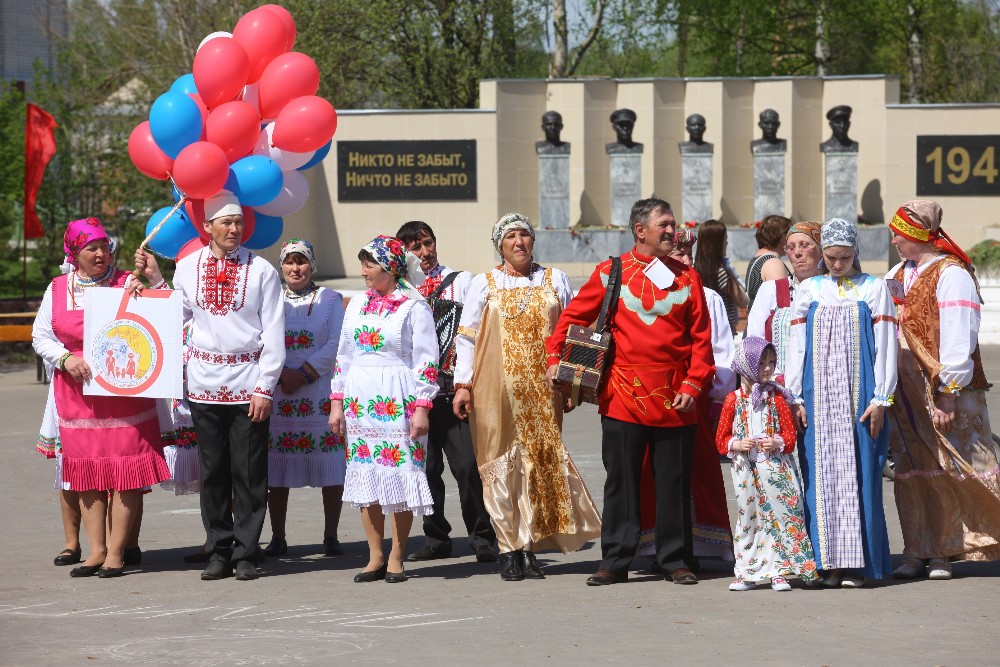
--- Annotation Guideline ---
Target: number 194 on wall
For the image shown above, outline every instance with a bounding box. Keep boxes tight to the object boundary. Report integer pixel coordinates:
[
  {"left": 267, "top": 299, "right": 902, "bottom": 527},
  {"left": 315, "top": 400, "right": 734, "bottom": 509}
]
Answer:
[{"left": 917, "top": 136, "right": 1000, "bottom": 196}]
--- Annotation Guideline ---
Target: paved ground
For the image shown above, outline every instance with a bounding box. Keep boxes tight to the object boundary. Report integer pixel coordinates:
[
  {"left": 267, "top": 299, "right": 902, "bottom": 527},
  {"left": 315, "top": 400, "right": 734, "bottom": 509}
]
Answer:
[{"left": 2, "top": 348, "right": 1000, "bottom": 666}]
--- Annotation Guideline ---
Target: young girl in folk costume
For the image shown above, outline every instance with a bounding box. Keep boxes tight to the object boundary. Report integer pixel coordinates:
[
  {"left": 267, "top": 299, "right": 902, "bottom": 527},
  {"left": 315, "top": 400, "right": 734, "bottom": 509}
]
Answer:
[{"left": 717, "top": 336, "right": 817, "bottom": 591}]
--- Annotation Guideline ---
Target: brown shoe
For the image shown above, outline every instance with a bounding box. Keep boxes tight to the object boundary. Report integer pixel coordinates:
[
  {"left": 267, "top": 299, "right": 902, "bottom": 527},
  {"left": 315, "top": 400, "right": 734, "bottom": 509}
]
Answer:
[
  {"left": 586, "top": 569, "right": 625, "bottom": 586},
  {"left": 667, "top": 567, "right": 698, "bottom": 585}
]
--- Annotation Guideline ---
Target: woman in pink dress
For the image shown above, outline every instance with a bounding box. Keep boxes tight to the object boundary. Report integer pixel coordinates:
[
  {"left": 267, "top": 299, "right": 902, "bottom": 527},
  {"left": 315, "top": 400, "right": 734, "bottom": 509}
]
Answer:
[{"left": 32, "top": 218, "right": 170, "bottom": 578}]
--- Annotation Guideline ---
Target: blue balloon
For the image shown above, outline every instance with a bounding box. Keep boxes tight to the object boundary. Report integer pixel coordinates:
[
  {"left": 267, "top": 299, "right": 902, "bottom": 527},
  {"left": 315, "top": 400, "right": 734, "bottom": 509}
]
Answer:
[
  {"left": 149, "top": 91, "right": 203, "bottom": 159},
  {"left": 171, "top": 182, "right": 183, "bottom": 202},
  {"left": 169, "top": 73, "right": 198, "bottom": 96},
  {"left": 225, "top": 155, "right": 283, "bottom": 207},
  {"left": 243, "top": 213, "right": 283, "bottom": 250},
  {"left": 297, "top": 140, "right": 332, "bottom": 171},
  {"left": 146, "top": 206, "right": 197, "bottom": 259}
]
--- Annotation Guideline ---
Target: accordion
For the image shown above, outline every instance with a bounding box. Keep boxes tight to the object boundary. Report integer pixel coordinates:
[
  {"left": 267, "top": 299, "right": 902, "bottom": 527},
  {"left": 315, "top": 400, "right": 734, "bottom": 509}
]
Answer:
[{"left": 555, "top": 256, "right": 622, "bottom": 405}]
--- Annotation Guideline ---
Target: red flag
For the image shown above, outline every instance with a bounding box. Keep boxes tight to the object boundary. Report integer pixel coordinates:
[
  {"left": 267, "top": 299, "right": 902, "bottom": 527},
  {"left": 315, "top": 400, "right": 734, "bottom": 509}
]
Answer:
[{"left": 24, "top": 103, "right": 58, "bottom": 239}]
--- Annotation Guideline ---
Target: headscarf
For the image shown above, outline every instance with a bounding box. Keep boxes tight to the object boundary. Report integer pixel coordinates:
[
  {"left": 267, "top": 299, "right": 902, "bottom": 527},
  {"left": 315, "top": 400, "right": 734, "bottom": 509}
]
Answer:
[
  {"left": 820, "top": 217, "right": 861, "bottom": 271},
  {"left": 204, "top": 190, "right": 242, "bottom": 221},
  {"left": 674, "top": 228, "right": 698, "bottom": 246},
  {"left": 786, "top": 220, "right": 822, "bottom": 247},
  {"left": 279, "top": 238, "right": 316, "bottom": 271},
  {"left": 890, "top": 199, "right": 973, "bottom": 265},
  {"left": 491, "top": 213, "right": 535, "bottom": 254},
  {"left": 732, "top": 335, "right": 793, "bottom": 412},
  {"left": 362, "top": 235, "right": 425, "bottom": 301},
  {"left": 63, "top": 217, "right": 110, "bottom": 268}
]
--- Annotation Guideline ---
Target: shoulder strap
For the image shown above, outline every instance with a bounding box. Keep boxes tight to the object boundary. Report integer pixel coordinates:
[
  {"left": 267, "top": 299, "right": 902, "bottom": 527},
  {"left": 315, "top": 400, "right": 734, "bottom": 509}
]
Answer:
[
  {"left": 430, "top": 271, "right": 460, "bottom": 299},
  {"left": 775, "top": 277, "right": 791, "bottom": 308},
  {"left": 596, "top": 256, "right": 622, "bottom": 334}
]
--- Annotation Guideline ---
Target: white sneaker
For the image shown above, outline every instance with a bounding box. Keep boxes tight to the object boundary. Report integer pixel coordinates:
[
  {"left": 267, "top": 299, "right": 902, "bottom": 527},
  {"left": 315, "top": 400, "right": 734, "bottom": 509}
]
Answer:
[
  {"left": 771, "top": 576, "right": 792, "bottom": 591},
  {"left": 840, "top": 575, "right": 865, "bottom": 588},
  {"left": 892, "top": 558, "right": 925, "bottom": 579},
  {"left": 729, "top": 578, "right": 757, "bottom": 591},
  {"left": 927, "top": 559, "right": 952, "bottom": 580}
]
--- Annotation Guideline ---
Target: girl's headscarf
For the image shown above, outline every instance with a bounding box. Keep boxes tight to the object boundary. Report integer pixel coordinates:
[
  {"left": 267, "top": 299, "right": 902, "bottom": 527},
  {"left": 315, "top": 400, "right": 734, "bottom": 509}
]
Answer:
[
  {"left": 491, "top": 213, "right": 535, "bottom": 254},
  {"left": 786, "top": 220, "right": 822, "bottom": 247},
  {"left": 732, "top": 335, "right": 793, "bottom": 411},
  {"left": 279, "top": 238, "right": 316, "bottom": 271},
  {"left": 820, "top": 217, "right": 861, "bottom": 271},
  {"left": 63, "top": 217, "right": 111, "bottom": 268},
  {"left": 362, "top": 235, "right": 425, "bottom": 301}
]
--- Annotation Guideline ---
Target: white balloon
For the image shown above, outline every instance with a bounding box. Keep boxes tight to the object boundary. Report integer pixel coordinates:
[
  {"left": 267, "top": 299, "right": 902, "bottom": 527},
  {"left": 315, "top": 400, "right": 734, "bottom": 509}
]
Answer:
[
  {"left": 198, "top": 31, "right": 233, "bottom": 53},
  {"left": 254, "top": 169, "right": 309, "bottom": 217},
  {"left": 241, "top": 82, "right": 260, "bottom": 113},
  {"left": 252, "top": 123, "right": 314, "bottom": 171}
]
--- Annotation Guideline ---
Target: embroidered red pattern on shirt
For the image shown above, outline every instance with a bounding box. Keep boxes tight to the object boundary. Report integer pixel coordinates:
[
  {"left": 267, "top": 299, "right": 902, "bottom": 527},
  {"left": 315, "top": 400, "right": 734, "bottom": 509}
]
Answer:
[
  {"left": 195, "top": 248, "right": 253, "bottom": 316},
  {"left": 254, "top": 387, "right": 273, "bottom": 398},
  {"left": 189, "top": 347, "right": 261, "bottom": 364},
  {"left": 188, "top": 385, "right": 253, "bottom": 402}
]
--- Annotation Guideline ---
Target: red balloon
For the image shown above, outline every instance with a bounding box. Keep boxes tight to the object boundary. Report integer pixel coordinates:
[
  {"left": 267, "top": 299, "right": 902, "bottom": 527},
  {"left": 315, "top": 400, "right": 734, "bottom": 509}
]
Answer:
[
  {"left": 172, "top": 141, "right": 230, "bottom": 200},
  {"left": 185, "top": 199, "right": 210, "bottom": 239},
  {"left": 176, "top": 236, "right": 209, "bottom": 262},
  {"left": 193, "top": 37, "right": 249, "bottom": 109},
  {"left": 206, "top": 100, "right": 261, "bottom": 163},
  {"left": 233, "top": 7, "right": 289, "bottom": 84},
  {"left": 189, "top": 93, "right": 209, "bottom": 136},
  {"left": 258, "top": 4, "right": 296, "bottom": 51},
  {"left": 258, "top": 52, "right": 319, "bottom": 120},
  {"left": 128, "top": 121, "right": 174, "bottom": 180},
  {"left": 240, "top": 206, "right": 257, "bottom": 244},
  {"left": 272, "top": 96, "right": 338, "bottom": 153}
]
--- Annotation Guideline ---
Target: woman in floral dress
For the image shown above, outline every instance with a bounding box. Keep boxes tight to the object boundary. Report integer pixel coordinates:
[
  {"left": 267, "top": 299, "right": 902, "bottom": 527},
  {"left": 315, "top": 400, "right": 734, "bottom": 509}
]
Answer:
[
  {"left": 716, "top": 336, "right": 817, "bottom": 591},
  {"left": 329, "top": 235, "right": 438, "bottom": 583},
  {"left": 265, "top": 239, "right": 347, "bottom": 558}
]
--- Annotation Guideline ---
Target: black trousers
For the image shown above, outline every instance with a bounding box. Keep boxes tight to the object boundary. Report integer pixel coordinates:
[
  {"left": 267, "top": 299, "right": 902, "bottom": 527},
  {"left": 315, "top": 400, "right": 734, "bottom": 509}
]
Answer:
[
  {"left": 420, "top": 395, "right": 496, "bottom": 550},
  {"left": 190, "top": 402, "right": 269, "bottom": 565},
  {"left": 598, "top": 416, "right": 696, "bottom": 575}
]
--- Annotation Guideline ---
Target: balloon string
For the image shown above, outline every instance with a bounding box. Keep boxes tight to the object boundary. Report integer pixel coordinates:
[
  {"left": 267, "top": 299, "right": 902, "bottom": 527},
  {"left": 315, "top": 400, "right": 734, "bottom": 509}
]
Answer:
[{"left": 132, "top": 186, "right": 188, "bottom": 278}]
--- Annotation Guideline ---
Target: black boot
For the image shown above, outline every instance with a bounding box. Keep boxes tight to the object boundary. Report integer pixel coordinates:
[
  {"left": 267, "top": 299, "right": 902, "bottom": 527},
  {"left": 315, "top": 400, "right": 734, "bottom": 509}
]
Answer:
[
  {"left": 519, "top": 550, "right": 545, "bottom": 579},
  {"left": 498, "top": 551, "right": 524, "bottom": 581}
]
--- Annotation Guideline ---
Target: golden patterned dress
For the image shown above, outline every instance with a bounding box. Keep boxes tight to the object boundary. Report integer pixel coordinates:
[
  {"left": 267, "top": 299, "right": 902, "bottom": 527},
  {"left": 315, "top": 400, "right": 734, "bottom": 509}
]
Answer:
[{"left": 455, "top": 266, "right": 601, "bottom": 553}]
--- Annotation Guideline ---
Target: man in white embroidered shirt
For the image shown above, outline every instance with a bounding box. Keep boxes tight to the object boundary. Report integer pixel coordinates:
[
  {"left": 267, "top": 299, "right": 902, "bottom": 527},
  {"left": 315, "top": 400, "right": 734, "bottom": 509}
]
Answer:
[{"left": 174, "top": 190, "right": 285, "bottom": 581}]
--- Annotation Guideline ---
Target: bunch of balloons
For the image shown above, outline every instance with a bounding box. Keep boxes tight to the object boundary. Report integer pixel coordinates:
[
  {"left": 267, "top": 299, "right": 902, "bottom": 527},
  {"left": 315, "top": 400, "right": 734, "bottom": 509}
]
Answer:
[{"left": 126, "top": 4, "right": 337, "bottom": 259}]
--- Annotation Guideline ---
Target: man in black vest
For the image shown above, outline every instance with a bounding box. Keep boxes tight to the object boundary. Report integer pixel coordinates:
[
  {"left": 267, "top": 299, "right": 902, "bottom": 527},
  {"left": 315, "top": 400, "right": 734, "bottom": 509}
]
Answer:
[{"left": 396, "top": 221, "right": 498, "bottom": 563}]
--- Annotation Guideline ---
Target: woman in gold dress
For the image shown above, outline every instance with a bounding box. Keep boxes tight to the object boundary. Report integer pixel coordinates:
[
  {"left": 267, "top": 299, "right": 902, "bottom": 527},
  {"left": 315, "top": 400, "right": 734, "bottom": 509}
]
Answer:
[{"left": 452, "top": 213, "right": 601, "bottom": 581}]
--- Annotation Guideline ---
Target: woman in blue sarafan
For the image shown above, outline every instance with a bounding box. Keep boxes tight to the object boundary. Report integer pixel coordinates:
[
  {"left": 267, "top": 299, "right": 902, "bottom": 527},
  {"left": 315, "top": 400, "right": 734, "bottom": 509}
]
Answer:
[{"left": 785, "top": 218, "right": 898, "bottom": 588}]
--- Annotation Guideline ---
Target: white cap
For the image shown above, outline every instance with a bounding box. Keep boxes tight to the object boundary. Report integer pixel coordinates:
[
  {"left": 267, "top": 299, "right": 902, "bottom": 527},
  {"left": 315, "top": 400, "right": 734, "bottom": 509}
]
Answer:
[{"left": 204, "top": 190, "right": 242, "bottom": 221}]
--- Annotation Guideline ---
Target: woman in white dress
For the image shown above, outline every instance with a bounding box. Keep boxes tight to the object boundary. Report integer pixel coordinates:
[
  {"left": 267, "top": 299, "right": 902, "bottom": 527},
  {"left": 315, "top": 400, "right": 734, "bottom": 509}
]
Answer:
[
  {"left": 265, "top": 239, "right": 347, "bottom": 558},
  {"left": 329, "top": 235, "right": 438, "bottom": 583}
]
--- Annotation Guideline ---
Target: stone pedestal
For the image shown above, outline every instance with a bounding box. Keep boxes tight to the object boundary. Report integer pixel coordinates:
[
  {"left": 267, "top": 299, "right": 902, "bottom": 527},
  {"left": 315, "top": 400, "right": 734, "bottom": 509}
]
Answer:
[
  {"left": 537, "top": 152, "right": 570, "bottom": 229},
  {"left": 824, "top": 152, "right": 858, "bottom": 222},
  {"left": 680, "top": 152, "right": 713, "bottom": 223},
  {"left": 608, "top": 152, "right": 642, "bottom": 227},
  {"left": 753, "top": 152, "right": 785, "bottom": 222}
]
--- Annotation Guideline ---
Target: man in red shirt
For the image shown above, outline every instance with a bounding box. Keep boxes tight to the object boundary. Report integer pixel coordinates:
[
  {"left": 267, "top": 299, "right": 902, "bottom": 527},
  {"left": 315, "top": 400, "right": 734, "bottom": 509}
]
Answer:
[{"left": 546, "top": 198, "right": 715, "bottom": 586}]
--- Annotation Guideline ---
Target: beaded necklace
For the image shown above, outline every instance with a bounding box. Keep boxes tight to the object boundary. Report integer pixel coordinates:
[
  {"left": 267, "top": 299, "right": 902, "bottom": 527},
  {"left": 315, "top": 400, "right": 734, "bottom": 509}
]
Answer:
[
  {"left": 69, "top": 264, "right": 115, "bottom": 309},
  {"left": 284, "top": 282, "right": 319, "bottom": 316},
  {"left": 498, "top": 262, "right": 538, "bottom": 319}
]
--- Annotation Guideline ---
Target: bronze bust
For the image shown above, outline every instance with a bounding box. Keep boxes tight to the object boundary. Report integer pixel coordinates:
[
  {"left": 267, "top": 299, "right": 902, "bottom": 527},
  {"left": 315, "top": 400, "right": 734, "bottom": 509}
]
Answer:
[
  {"left": 606, "top": 108, "right": 643, "bottom": 154},
  {"left": 679, "top": 113, "right": 713, "bottom": 154},
  {"left": 536, "top": 110, "right": 570, "bottom": 155},
  {"left": 751, "top": 109, "right": 787, "bottom": 154},
  {"left": 820, "top": 105, "right": 859, "bottom": 153}
]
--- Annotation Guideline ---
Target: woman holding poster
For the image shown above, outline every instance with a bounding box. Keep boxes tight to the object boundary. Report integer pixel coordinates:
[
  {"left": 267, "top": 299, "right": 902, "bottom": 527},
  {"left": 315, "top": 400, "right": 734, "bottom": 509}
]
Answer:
[{"left": 32, "top": 217, "right": 170, "bottom": 578}]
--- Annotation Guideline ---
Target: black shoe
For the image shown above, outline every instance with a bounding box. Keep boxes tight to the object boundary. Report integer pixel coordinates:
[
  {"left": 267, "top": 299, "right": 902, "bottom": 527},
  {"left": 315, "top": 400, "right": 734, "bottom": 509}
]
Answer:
[
  {"left": 70, "top": 563, "right": 103, "bottom": 578},
  {"left": 183, "top": 548, "right": 210, "bottom": 564},
  {"left": 201, "top": 561, "right": 233, "bottom": 581},
  {"left": 354, "top": 563, "right": 388, "bottom": 583},
  {"left": 385, "top": 567, "right": 407, "bottom": 583},
  {"left": 498, "top": 551, "right": 524, "bottom": 581},
  {"left": 234, "top": 560, "right": 259, "bottom": 581},
  {"left": 474, "top": 544, "right": 498, "bottom": 563},
  {"left": 54, "top": 548, "right": 82, "bottom": 566},
  {"left": 406, "top": 543, "right": 452, "bottom": 562},
  {"left": 123, "top": 547, "right": 142, "bottom": 566},
  {"left": 519, "top": 550, "right": 545, "bottom": 579},
  {"left": 586, "top": 569, "right": 625, "bottom": 586},
  {"left": 263, "top": 537, "right": 288, "bottom": 558},
  {"left": 323, "top": 536, "right": 343, "bottom": 556},
  {"left": 98, "top": 566, "right": 124, "bottom": 578}
]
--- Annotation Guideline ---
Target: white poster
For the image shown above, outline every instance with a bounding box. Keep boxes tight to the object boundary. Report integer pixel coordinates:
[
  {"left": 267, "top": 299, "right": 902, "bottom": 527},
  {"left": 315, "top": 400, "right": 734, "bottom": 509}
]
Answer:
[{"left": 83, "top": 287, "right": 183, "bottom": 399}]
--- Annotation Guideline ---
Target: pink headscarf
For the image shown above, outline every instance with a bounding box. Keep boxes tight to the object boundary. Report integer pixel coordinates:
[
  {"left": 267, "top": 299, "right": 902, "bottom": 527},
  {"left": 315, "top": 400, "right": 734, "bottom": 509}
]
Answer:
[{"left": 63, "top": 217, "right": 109, "bottom": 266}]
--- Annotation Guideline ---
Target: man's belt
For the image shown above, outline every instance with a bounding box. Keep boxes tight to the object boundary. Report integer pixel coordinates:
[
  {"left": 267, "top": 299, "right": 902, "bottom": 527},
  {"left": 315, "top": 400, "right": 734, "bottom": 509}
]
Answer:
[{"left": 189, "top": 346, "right": 262, "bottom": 365}]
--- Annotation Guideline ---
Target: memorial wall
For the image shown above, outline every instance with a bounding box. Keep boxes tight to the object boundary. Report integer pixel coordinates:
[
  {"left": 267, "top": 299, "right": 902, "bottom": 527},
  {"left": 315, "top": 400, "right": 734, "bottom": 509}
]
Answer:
[{"left": 269, "top": 75, "right": 1000, "bottom": 278}]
